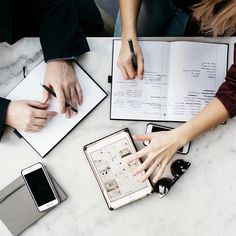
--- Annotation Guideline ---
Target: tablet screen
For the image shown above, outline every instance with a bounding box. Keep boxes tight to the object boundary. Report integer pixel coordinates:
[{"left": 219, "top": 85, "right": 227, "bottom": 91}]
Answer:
[{"left": 90, "top": 137, "right": 148, "bottom": 202}]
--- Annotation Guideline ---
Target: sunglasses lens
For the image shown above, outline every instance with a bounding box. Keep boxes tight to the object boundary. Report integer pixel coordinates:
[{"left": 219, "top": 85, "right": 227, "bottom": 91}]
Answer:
[
  {"left": 171, "top": 159, "right": 191, "bottom": 178},
  {"left": 154, "top": 178, "right": 173, "bottom": 197}
]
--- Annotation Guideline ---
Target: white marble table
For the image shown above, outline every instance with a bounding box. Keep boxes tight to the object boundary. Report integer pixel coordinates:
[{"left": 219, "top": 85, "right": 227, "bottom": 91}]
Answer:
[{"left": 0, "top": 37, "right": 236, "bottom": 236}]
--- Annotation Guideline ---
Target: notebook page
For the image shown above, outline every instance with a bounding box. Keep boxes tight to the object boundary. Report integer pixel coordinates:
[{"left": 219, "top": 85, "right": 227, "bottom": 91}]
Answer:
[
  {"left": 111, "top": 40, "right": 170, "bottom": 121},
  {"left": 6, "top": 62, "right": 107, "bottom": 157},
  {"left": 167, "top": 41, "right": 228, "bottom": 121}
]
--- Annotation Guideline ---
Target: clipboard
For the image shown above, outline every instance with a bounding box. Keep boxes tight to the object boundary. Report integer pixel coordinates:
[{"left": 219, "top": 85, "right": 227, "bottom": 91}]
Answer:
[
  {"left": 6, "top": 61, "right": 108, "bottom": 158},
  {"left": 109, "top": 39, "right": 229, "bottom": 123}
]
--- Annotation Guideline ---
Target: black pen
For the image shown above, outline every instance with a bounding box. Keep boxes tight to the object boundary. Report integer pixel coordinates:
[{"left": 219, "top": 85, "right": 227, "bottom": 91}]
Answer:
[
  {"left": 40, "top": 83, "right": 78, "bottom": 113},
  {"left": 128, "top": 38, "right": 138, "bottom": 71}
]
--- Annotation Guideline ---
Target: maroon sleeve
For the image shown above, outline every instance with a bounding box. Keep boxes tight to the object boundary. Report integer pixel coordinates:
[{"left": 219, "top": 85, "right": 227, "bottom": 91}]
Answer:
[{"left": 215, "top": 44, "right": 236, "bottom": 118}]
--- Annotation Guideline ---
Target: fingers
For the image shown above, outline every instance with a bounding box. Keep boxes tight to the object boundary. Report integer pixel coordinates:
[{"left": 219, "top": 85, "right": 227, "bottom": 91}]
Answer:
[
  {"left": 153, "top": 160, "right": 168, "bottom": 183},
  {"left": 33, "top": 118, "right": 47, "bottom": 126},
  {"left": 118, "top": 61, "right": 136, "bottom": 80},
  {"left": 118, "top": 64, "right": 130, "bottom": 80},
  {"left": 33, "top": 109, "right": 57, "bottom": 119},
  {"left": 44, "top": 61, "right": 82, "bottom": 117},
  {"left": 54, "top": 86, "right": 66, "bottom": 114},
  {"left": 64, "top": 88, "right": 72, "bottom": 118},
  {"left": 27, "top": 109, "right": 57, "bottom": 132},
  {"left": 70, "top": 87, "right": 79, "bottom": 111},
  {"left": 133, "top": 134, "right": 153, "bottom": 142},
  {"left": 76, "top": 82, "right": 83, "bottom": 105},
  {"left": 137, "top": 56, "right": 144, "bottom": 80},
  {"left": 65, "top": 107, "right": 71, "bottom": 119},
  {"left": 29, "top": 125, "right": 43, "bottom": 133},
  {"left": 26, "top": 100, "right": 48, "bottom": 109},
  {"left": 42, "top": 82, "right": 51, "bottom": 104},
  {"left": 126, "top": 146, "right": 149, "bottom": 164},
  {"left": 141, "top": 158, "right": 162, "bottom": 182},
  {"left": 125, "top": 61, "right": 136, "bottom": 79},
  {"left": 67, "top": 65, "right": 82, "bottom": 108},
  {"left": 132, "top": 152, "right": 161, "bottom": 177}
]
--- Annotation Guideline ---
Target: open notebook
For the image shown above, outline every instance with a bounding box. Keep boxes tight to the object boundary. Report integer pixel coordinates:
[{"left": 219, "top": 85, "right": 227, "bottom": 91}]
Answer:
[
  {"left": 111, "top": 40, "right": 228, "bottom": 122},
  {"left": 6, "top": 62, "right": 107, "bottom": 157}
]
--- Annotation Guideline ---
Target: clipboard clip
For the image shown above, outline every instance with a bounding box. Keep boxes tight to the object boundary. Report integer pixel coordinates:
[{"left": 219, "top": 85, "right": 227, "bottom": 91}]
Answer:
[
  {"left": 108, "top": 75, "right": 112, "bottom": 83},
  {"left": 14, "top": 129, "right": 22, "bottom": 139},
  {"left": 23, "top": 66, "right": 27, "bottom": 78}
]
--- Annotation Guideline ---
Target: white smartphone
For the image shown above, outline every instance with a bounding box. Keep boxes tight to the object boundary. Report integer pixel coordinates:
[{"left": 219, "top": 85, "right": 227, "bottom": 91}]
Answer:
[
  {"left": 21, "top": 163, "right": 60, "bottom": 211},
  {"left": 84, "top": 128, "right": 153, "bottom": 210},
  {"left": 144, "top": 123, "right": 191, "bottom": 155}
]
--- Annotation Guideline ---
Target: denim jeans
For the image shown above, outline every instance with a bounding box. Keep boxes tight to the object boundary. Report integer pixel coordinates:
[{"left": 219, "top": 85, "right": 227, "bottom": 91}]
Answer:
[{"left": 114, "top": 0, "right": 189, "bottom": 37}]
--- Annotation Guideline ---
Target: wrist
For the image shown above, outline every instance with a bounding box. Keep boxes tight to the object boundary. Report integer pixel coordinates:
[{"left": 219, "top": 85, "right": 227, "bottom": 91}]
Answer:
[
  {"left": 172, "top": 123, "right": 194, "bottom": 147},
  {"left": 121, "top": 29, "right": 137, "bottom": 42},
  {"left": 47, "top": 60, "right": 72, "bottom": 67},
  {"left": 5, "top": 102, "right": 13, "bottom": 127}
]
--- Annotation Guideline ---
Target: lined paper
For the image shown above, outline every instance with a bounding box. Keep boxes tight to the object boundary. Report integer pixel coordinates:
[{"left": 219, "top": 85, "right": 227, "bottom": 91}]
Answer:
[
  {"left": 167, "top": 41, "right": 228, "bottom": 121},
  {"left": 111, "top": 40, "right": 170, "bottom": 121},
  {"left": 111, "top": 40, "right": 228, "bottom": 122}
]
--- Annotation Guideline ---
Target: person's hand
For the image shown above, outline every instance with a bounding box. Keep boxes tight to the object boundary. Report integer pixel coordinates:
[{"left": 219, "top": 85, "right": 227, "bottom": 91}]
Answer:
[
  {"left": 5, "top": 100, "right": 57, "bottom": 132},
  {"left": 117, "top": 38, "right": 144, "bottom": 80},
  {"left": 43, "top": 60, "right": 83, "bottom": 118},
  {"left": 127, "top": 129, "right": 187, "bottom": 183}
]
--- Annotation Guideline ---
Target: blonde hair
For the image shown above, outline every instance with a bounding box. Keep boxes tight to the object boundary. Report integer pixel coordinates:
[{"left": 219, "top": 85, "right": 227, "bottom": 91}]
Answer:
[{"left": 192, "top": 0, "right": 236, "bottom": 36}]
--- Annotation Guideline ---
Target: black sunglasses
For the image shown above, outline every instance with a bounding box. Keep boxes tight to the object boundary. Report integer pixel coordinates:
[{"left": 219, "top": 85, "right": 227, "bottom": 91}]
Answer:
[{"left": 153, "top": 159, "right": 191, "bottom": 198}]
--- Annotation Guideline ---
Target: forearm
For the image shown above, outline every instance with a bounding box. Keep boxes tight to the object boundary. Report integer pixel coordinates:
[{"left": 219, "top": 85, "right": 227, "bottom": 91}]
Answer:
[
  {"left": 119, "top": 0, "right": 142, "bottom": 40},
  {"left": 175, "top": 97, "right": 230, "bottom": 145}
]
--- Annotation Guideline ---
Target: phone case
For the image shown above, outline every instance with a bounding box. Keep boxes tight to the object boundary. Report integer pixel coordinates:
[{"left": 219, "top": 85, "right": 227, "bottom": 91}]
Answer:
[
  {"left": 83, "top": 128, "right": 154, "bottom": 210},
  {"left": 21, "top": 163, "right": 60, "bottom": 211}
]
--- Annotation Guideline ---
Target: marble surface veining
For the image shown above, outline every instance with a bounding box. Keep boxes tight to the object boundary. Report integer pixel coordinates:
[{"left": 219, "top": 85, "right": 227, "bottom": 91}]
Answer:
[{"left": 0, "top": 37, "right": 236, "bottom": 236}]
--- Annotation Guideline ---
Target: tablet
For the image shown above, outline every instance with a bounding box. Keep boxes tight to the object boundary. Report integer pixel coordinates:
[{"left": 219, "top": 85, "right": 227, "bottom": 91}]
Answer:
[{"left": 84, "top": 128, "right": 153, "bottom": 210}]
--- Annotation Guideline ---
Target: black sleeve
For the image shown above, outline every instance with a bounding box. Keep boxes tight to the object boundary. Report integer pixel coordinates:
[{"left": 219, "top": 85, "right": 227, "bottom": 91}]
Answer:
[
  {"left": 39, "top": 0, "right": 90, "bottom": 62},
  {"left": 0, "top": 98, "right": 11, "bottom": 140}
]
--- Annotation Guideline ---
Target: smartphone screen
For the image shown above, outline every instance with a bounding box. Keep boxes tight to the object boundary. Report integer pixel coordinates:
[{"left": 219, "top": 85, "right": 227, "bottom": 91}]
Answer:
[{"left": 24, "top": 168, "right": 56, "bottom": 207}]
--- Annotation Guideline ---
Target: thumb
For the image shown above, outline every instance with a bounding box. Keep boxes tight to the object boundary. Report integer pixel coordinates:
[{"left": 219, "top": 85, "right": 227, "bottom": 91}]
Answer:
[
  {"left": 137, "top": 55, "right": 144, "bottom": 80},
  {"left": 133, "top": 134, "right": 153, "bottom": 142},
  {"left": 26, "top": 100, "right": 48, "bottom": 109}
]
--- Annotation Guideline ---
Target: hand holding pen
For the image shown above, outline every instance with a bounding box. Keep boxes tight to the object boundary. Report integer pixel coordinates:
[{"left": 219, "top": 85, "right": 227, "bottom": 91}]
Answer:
[
  {"left": 128, "top": 38, "right": 138, "bottom": 71},
  {"left": 117, "top": 38, "right": 144, "bottom": 80},
  {"left": 41, "top": 83, "right": 78, "bottom": 113},
  {"left": 43, "top": 61, "right": 83, "bottom": 118}
]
